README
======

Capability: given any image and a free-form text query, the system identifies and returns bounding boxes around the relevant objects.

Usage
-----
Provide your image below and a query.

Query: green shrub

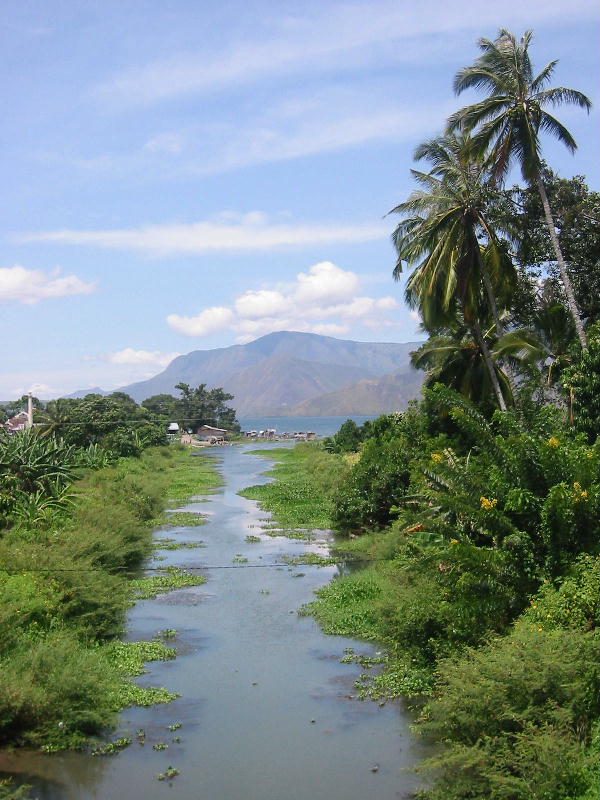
[0,630,120,748]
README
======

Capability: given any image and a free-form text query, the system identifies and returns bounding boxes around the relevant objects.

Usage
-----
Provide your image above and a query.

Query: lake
[238,415,378,437]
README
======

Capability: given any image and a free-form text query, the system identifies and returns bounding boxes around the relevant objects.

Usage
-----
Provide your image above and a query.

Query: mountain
[88,331,424,416]
[221,354,376,416]
[67,386,110,399]
[281,366,423,416]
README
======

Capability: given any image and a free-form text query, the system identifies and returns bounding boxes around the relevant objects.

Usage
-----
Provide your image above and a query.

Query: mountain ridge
[71,331,425,416]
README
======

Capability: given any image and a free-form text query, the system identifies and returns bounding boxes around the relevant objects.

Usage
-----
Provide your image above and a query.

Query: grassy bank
[0,445,220,753]
[238,443,345,534]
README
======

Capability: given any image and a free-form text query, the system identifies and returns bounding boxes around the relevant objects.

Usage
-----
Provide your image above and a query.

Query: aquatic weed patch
[238,444,344,532]
[104,639,177,676]
[154,537,206,550]
[165,454,221,503]
[103,639,180,710]
[129,567,206,600]
[282,552,337,566]
[151,511,206,528]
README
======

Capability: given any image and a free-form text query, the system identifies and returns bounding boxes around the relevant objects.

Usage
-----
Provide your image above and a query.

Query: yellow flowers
[547,436,560,447]
[480,496,498,510]
[430,452,442,462]
[573,482,589,502]
[450,538,459,545]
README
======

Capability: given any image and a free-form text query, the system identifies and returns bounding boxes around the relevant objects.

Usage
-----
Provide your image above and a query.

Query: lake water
[238,415,378,437]
[1,443,423,799]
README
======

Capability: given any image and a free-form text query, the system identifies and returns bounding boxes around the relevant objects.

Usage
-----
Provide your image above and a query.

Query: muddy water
[4,444,424,799]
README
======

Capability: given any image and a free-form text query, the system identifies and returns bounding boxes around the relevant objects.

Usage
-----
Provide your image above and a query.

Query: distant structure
[196,424,228,444]
[4,411,30,434]
[241,428,316,440]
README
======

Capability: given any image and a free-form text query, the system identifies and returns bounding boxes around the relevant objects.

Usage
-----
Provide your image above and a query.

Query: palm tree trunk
[470,320,507,411]
[480,260,519,401]
[536,176,587,348]
[480,264,502,338]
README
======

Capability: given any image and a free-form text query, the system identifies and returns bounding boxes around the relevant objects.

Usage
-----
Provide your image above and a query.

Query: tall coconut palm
[447,29,591,347]
[390,134,515,411]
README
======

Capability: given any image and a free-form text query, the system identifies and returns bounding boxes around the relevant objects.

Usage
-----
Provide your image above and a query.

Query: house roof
[4,411,29,432]
[197,425,227,433]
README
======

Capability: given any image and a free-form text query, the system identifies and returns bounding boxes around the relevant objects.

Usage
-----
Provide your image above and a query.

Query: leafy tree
[411,322,514,413]
[448,29,592,346]
[494,169,600,328]
[563,323,600,442]
[50,393,166,456]
[174,382,238,431]
[322,419,363,453]
[141,393,181,419]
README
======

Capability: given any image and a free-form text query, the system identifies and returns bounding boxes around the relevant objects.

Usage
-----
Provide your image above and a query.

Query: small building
[196,425,228,443]
[4,411,29,434]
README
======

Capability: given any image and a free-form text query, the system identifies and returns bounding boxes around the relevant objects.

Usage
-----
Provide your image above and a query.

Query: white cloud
[106,348,180,367]
[234,289,290,320]
[10,382,65,399]
[16,214,390,256]
[166,306,235,337]
[295,260,358,304]
[0,265,96,304]
[144,132,186,154]
[166,260,399,339]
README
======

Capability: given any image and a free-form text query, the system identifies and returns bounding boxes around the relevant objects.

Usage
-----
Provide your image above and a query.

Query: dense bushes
[0,445,216,749]
[298,388,599,798]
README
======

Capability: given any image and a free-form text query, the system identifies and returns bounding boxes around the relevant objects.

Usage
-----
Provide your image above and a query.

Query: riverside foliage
[0,439,218,752]
[259,393,598,799]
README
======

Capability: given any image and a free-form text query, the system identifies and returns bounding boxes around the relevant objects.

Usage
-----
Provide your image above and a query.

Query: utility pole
[26,392,33,429]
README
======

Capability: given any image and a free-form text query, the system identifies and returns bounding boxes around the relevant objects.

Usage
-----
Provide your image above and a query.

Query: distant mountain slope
[222,354,376,416]
[90,331,423,416]
[280,366,424,416]
[67,386,109,399]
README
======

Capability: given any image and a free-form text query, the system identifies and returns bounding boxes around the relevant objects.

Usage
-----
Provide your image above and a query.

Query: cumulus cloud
[166,261,398,339]
[106,348,180,367]
[166,306,235,337]
[16,213,388,256]
[0,265,96,304]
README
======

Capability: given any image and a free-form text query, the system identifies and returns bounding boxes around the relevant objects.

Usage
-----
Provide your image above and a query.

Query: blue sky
[2,0,598,399]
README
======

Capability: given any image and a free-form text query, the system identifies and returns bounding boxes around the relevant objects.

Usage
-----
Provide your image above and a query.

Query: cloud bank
[166,260,398,340]
[16,213,389,256]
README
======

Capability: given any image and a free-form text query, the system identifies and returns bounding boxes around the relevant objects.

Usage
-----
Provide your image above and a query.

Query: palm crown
[447,30,591,182]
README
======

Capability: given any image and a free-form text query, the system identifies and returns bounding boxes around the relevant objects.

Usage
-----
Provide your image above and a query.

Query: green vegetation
[130,567,206,600]
[292,395,599,797]
[141,381,239,432]
[238,444,345,532]
[154,537,205,550]
[151,510,206,527]
[0,439,220,751]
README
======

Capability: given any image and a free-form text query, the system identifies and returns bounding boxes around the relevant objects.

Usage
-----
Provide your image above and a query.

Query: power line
[0,558,384,575]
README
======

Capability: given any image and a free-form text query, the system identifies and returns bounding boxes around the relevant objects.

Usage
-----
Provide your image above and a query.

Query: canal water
[3,443,423,799]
